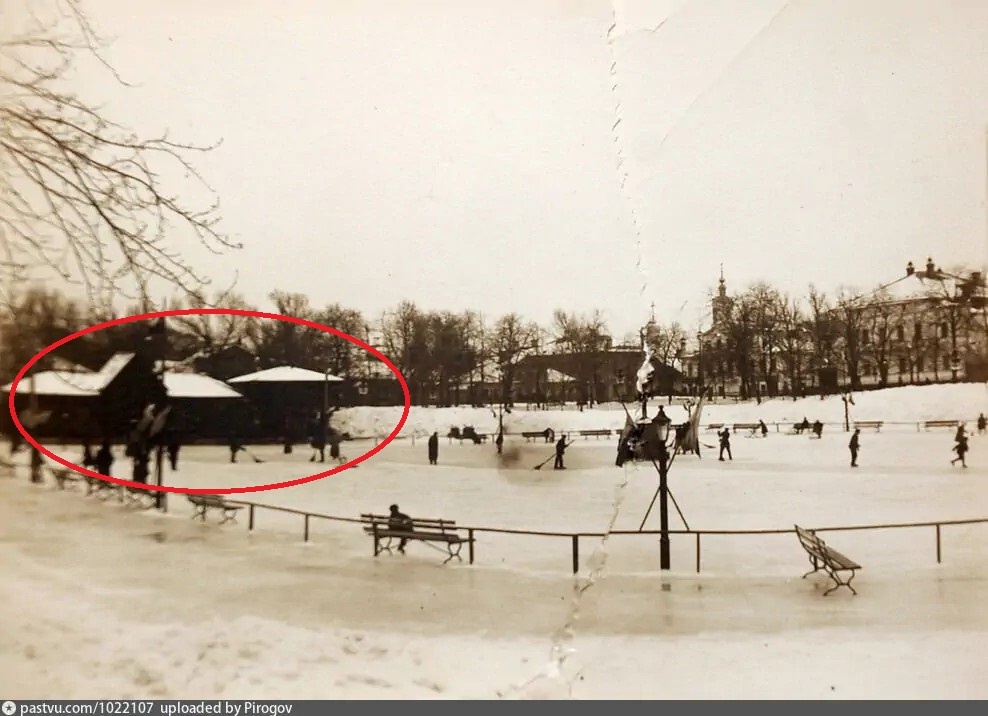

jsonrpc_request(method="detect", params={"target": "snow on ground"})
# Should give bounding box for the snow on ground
[2,383,988,699]
[333,382,988,439]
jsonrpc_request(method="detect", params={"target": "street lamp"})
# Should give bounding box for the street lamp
[652,409,673,571]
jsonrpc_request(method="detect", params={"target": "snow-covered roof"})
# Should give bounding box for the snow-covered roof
[96,352,135,388]
[162,373,242,399]
[1,371,102,396]
[228,366,344,383]
[4,368,241,400]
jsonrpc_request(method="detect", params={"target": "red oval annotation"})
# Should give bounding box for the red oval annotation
[6,308,411,494]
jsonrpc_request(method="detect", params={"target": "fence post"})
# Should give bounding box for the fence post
[248,504,255,532]
[304,514,310,542]
[936,524,941,563]
[572,535,579,574]
[695,533,701,573]
[468,529,475,564]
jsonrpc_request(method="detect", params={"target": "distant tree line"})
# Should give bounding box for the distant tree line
[3,266,985,406]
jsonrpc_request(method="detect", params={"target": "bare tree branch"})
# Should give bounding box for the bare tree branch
[0,0,240,310]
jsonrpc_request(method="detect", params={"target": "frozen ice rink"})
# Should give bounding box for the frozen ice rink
[2,385,987,699]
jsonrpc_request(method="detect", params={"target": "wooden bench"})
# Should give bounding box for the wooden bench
[188,494,244,524]
[854,420,884,432]
[794,525,862,596]
[924,420,959,431]
[706,423,724,431]
[579,429,613,439]
[360,513,474,564]
[522,431,548,443]
[732,422,761,436]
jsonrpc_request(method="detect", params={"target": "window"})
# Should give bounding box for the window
[940,322,948,338]
[860,329,870,345]
[897,325,905,341]
[914,321,922,340]
[917,356,925,372]
[942,355,950,370]
[898,357,907,373]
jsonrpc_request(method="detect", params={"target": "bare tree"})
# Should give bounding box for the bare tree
[380,301,432,404]
[552,309,610,408]
[834,288,864,390]
[0,284,84,382]
[1,1,239,309]
[776,295,807,397]
[314,304,367,379]
[860,287,901,388]
[490,312,539,408]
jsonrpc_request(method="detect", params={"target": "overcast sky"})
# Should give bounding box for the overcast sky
[21,0,988,338]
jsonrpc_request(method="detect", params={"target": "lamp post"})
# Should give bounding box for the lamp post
[653,409,672,570]
[322,367,331,462]
[696,332,704,398]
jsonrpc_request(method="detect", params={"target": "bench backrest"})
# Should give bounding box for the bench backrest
[794,524,827,554]
[360,513,458,531]
[189,494,228,507]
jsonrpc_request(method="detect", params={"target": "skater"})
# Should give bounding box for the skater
[95,440,113,477]
[229,439,243,463]
[29,445,43,483]
[978,413,986,435]
[848,428,860,467]
[543,427,555,444]
[388,503,414,553]
[812,420,823,439]
[329,433,342,463]
[796,417,810,435]
[81,441,96,470]
[951,432,969,468]
[758,419,768,438]
[427,431,439,465]
[718,428,732,461]
[131,445,150,484]
[166,435,181,471]
[554,435,567,469]
[495,431,504,454]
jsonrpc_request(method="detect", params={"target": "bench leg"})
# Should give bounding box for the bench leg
[801,556,822,579]
[219,510,237,525]
[443,541,464,565]
[823,569,857,596]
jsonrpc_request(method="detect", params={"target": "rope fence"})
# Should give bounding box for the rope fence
[226,497,988,576]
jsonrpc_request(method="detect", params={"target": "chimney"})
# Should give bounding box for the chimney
[925,257,936,277]
[905,261,915,276]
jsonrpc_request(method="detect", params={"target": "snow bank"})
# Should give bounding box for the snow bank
[333,383,988,438]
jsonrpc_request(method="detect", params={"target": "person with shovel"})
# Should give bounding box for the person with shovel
[554,434,568,470]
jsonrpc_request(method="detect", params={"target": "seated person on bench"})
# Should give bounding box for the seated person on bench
[389,503,414,553]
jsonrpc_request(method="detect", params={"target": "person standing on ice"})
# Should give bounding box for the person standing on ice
[427,431,439,465]
[978,414,986,435]
[951,432,969,468]
[554,435,568,469]
[95,440,113,477]
[718,428,732,461]
[758,420,768,438]
[848,428,860,467]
